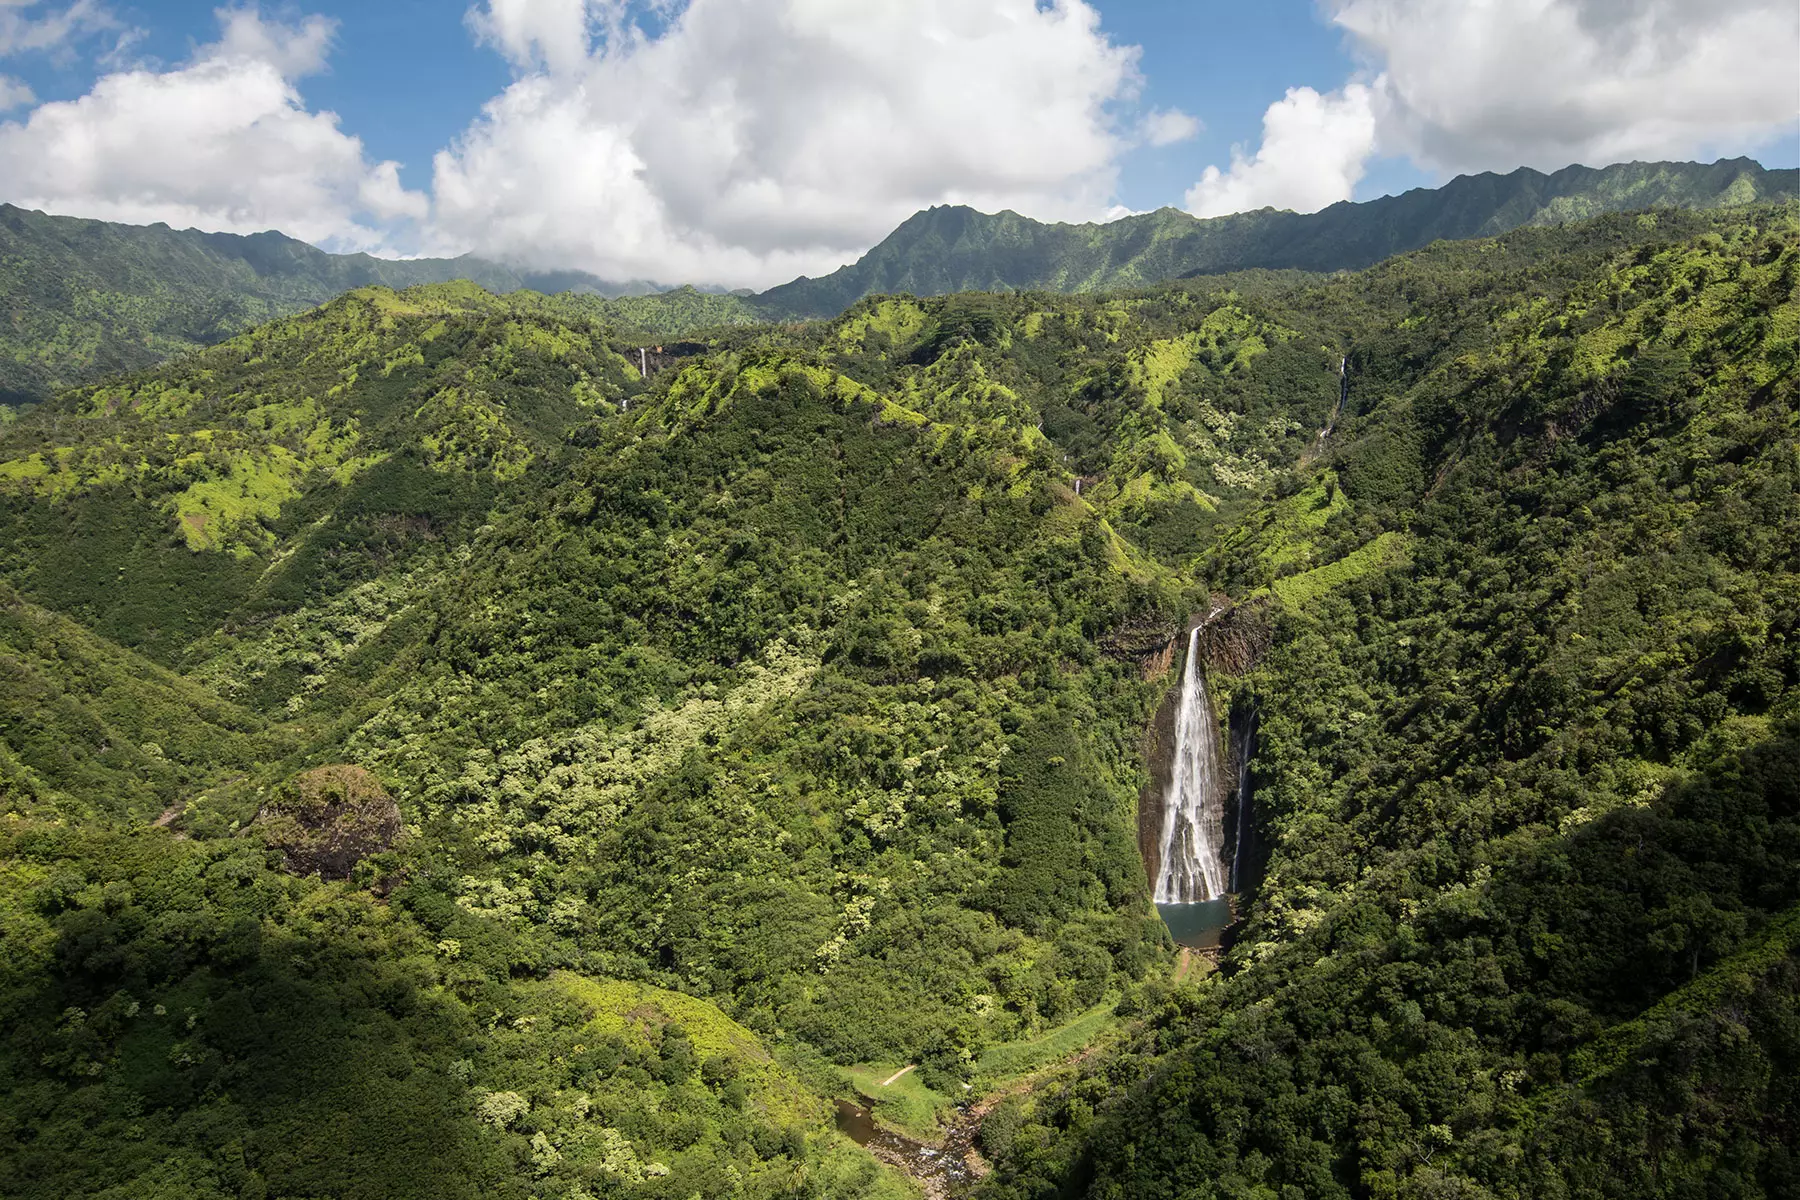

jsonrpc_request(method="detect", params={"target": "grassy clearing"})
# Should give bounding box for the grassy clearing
[547,974,822,1125]
[975,996,1121,1087]
[841,997,1127,1141]
[1132,333,1201,410]
[842,1062,957,1140]
[1271,530,1413,611]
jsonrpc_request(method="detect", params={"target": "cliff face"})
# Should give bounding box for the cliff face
[1198,601,1273,677]
[1137,655,1183,895]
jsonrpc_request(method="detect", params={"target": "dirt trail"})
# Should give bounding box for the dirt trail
[851,1016,1122,1192]
[1173,946,1221,984]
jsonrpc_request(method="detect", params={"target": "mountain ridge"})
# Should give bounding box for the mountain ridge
[756,156,1798,315]
[4,203,670,297]
[0,204,671,402]
[2,156,1794,402]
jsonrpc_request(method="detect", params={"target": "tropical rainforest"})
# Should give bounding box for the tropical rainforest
[0,190,1795,1200]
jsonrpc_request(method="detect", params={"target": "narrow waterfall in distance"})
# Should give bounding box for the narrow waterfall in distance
[1154,626,1228,904]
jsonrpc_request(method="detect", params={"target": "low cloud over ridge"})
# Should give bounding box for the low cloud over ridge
[0,6,426,250]
[1184,0,1799,219]
[433,0,1159,288]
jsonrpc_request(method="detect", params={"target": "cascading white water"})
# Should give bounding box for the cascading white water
[1155,626,1228,903]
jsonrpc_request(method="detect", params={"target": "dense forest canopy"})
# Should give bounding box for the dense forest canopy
[0,202,1795,1199]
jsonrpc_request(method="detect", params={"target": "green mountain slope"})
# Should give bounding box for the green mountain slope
[0,581,278,821]
[0,204,677,403]
[757,157,1798,316]
[0,281,645,658]
[975,208,1800,1198]
[4,158,1792,405]
[0,284,916,1200]
[0,204,1794,1198]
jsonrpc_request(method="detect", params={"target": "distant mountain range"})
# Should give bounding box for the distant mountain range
[755,157,1798,317]
[3,156,1794,402]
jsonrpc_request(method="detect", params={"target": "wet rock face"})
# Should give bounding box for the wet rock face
[1139,638,1178,681]
[1137,659,1182,890]
[1101,611,1183,679]
[1197,600,1272,675]
[256,765,401,880]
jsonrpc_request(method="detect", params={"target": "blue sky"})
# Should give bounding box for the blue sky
[9,0,1452,209]
[7,1,516,191]
[1097,1,1437,208]
[0,0,1794,285]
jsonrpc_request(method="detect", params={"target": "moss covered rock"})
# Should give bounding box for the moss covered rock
[255,764,401,880]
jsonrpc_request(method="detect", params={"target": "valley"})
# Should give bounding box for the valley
[0,196,1795,1199]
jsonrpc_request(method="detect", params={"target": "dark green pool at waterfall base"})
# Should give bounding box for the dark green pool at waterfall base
[1158,899,1234,949]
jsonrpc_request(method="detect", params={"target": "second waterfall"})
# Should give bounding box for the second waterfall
[1155,626,1228,903]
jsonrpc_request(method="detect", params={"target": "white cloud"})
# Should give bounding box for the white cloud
[0,0,118,59]
[206,5,334,77]
[0,7,427,250]
[1184,0,1798,219]
[0,73,32,109]
[1329,0,1800,174]
[468,0,600,76]
[433,0,1147,287]
[1184,84,1377,217]
[1142,107,1200,148]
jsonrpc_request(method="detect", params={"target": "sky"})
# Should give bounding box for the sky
[0,0,1795,289]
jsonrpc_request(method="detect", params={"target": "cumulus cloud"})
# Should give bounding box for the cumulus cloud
[433,0,1147,287]
[1185,84,1376,217]
[1186,0,1798,218]
[205,5,334,76]
[1142,107,1201,148]
[0,7,427,249]
[468,0,602,75]
[1330,0,1800,174]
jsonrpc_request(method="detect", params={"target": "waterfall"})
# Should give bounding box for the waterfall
[1155,627,1228,903]
[1311,356,1351,454]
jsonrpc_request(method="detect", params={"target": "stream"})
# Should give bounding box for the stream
[835,1097,979,1197]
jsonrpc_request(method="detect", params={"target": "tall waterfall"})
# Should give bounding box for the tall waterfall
[1155,627,1228,903]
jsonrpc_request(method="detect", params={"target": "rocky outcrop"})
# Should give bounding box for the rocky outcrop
[254,764,402,881]
[1102,612,1183,680]
[1197,598,1272,676]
